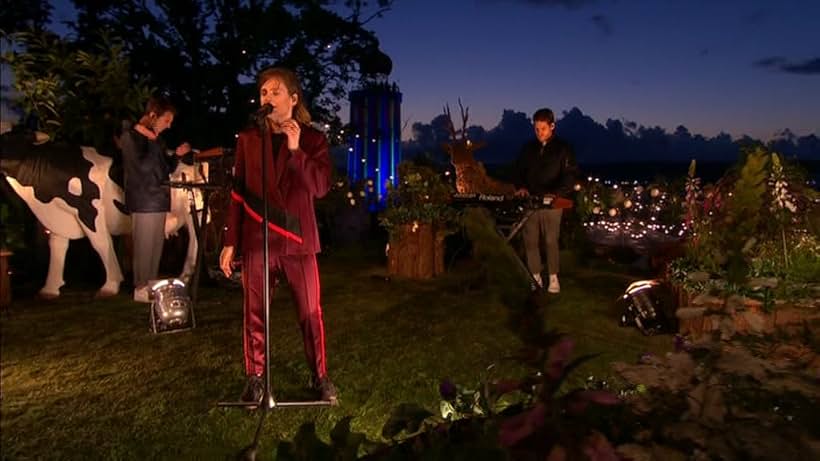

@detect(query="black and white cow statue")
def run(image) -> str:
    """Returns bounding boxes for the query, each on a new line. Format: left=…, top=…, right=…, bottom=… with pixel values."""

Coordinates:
left=0, top=123, right=207, bottom=298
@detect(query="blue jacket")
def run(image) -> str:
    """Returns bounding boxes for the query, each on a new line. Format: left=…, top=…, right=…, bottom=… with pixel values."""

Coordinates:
left=120, top=125, right=178, bottom=213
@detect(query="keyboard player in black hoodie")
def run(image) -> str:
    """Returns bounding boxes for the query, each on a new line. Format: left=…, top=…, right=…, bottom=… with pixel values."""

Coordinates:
left=513, top=108, right=578, bottom=293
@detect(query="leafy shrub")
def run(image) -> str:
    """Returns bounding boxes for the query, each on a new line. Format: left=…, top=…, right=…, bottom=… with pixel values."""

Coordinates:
left=671, top=148, right=819, bottom=301
left=2, top=30, right=152, bottom=149
left=378, top=161, right=458, bottom=239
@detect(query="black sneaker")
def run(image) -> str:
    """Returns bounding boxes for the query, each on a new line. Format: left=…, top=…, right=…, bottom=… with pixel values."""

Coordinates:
left=316, top=376, right=338, bottom=405
left=240, top=375, right=264, bottom=409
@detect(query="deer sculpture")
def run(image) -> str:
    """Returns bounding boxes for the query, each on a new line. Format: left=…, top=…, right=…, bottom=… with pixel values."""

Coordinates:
left=443, top=100, right=515, bottom=196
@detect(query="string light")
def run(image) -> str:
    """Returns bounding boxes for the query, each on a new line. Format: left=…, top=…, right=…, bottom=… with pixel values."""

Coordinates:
left=578, top=179, right=691, bottom=251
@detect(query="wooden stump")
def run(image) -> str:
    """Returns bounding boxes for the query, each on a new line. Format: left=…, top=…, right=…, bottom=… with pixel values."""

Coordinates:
left=671, top=284, right=692, bottom=311
left=387, top=223, right=445, bottom=279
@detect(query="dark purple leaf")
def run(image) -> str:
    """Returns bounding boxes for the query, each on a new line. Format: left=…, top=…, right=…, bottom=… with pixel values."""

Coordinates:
left=565, top=390, right=621, bottom=415
left=498, top=402, right=546, bottom=447
left=582, top=431, right=622, bottom=461
left=578, top=390, right=621, bottom=405
left=546, top=337, right=575, bottom=381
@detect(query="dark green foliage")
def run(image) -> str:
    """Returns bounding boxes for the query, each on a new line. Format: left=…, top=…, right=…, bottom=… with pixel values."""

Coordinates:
left=0, top=0, right=51, bottom=32
left=723, top=148, right=768, bottom=283
left=380, top=404, right=436, bottom=439
left=2, top=30, right=152, bottom=149
left=672, top=147, right=819, bottom=300
left=3, top=2, right=394, bottom=148
left=276, top=419, right=370, bottom=461
left=63, top=0, right=391, bottom=147
left=460, top=207, right=530, bottom=308
left=0, top=202, right=26, bottom=251
left=687, top=150, right=768, bottom=284
left=379, top=162, right=458, bottom=238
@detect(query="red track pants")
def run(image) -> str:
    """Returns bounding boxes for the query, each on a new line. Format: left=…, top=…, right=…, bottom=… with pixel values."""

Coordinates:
left=241, top=250, right=327, bottom=379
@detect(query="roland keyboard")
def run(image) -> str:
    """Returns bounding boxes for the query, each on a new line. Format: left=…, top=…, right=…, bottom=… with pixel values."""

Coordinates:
left=450, top=193, right=573, bottom=209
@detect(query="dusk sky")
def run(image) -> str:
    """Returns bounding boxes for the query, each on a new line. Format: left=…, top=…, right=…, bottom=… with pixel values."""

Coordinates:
left=37, top=0, right=820, bottom=142
left=361, top=0, right=819, bottom=141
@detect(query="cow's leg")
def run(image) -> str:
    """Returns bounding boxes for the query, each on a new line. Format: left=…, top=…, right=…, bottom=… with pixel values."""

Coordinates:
left=40, top=233, right=69, bottom=299
left=178, top=211, right=198, bottom=283
left=83, top=225, right=123, bottom=297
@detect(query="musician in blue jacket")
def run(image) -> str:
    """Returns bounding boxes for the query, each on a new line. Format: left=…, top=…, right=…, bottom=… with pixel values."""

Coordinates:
left=513, top=108, right=577, bottom=293
left=120, top=96, right=190, bottom=302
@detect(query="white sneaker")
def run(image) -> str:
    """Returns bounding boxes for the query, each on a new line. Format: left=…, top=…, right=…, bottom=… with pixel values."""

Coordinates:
left=133, top=286, right=150, bottom=303
left=531, top=273, right=543, bottom=288
left=547, top=274, right=560, bottom=294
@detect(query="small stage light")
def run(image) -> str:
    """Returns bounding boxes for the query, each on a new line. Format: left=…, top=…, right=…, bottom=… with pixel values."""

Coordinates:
left=618, top=280, right=677, bottom=336
left=149, top=279, right=194, bottom=334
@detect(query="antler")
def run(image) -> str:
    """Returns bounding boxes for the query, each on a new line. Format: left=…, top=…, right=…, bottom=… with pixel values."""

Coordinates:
left=458, top=98, right=469, bottom=138
left=443, top=104, right=458, bottom=141
left=444, top=99, right=471, bottom=140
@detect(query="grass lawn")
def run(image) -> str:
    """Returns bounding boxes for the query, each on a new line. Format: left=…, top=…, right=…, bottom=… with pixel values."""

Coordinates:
left=0, top=245, right=671, bottom=460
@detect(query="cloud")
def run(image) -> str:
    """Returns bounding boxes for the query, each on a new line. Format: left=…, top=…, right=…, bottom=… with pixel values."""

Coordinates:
left=754, top=56, right=786, bottom=68
left=741, top=8, right=771, bottom=26
left=782, top=58, right=820, bottom=75
left=754, top=56, right=820, bottom=75
left=483, top=0, right=599, bottom=9
left=590, top=14, right=612, bottom=36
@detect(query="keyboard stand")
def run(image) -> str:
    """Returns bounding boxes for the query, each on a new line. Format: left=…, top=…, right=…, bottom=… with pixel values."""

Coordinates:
left=493, top=208, right=544, bottom=291
left=496, top=208, right=535, bottom=242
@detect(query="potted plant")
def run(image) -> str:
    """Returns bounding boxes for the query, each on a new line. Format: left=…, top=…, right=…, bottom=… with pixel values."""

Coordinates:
left=379, top=161, right=458, bottom=279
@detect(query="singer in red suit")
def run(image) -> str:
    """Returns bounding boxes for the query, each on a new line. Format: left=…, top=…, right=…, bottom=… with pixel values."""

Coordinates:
left=219, top=67, right=336, bottom=405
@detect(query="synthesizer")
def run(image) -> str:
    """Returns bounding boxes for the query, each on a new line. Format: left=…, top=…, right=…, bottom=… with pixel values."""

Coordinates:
left=450, top=193, right=573, bottom=209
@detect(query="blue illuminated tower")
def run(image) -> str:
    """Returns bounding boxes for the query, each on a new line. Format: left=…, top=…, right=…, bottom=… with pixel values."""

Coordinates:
left=347, top=83, right=402, bottom=201
left=346, top=50, right=401, bottom=204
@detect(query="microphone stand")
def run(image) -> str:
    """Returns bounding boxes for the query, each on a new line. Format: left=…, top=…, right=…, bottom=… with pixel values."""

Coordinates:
left=217, top=115, right=331, bottom=461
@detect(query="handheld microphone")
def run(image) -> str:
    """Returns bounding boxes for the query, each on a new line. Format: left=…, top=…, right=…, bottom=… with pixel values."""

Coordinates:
left=253, top=103, right=273, bottom=120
